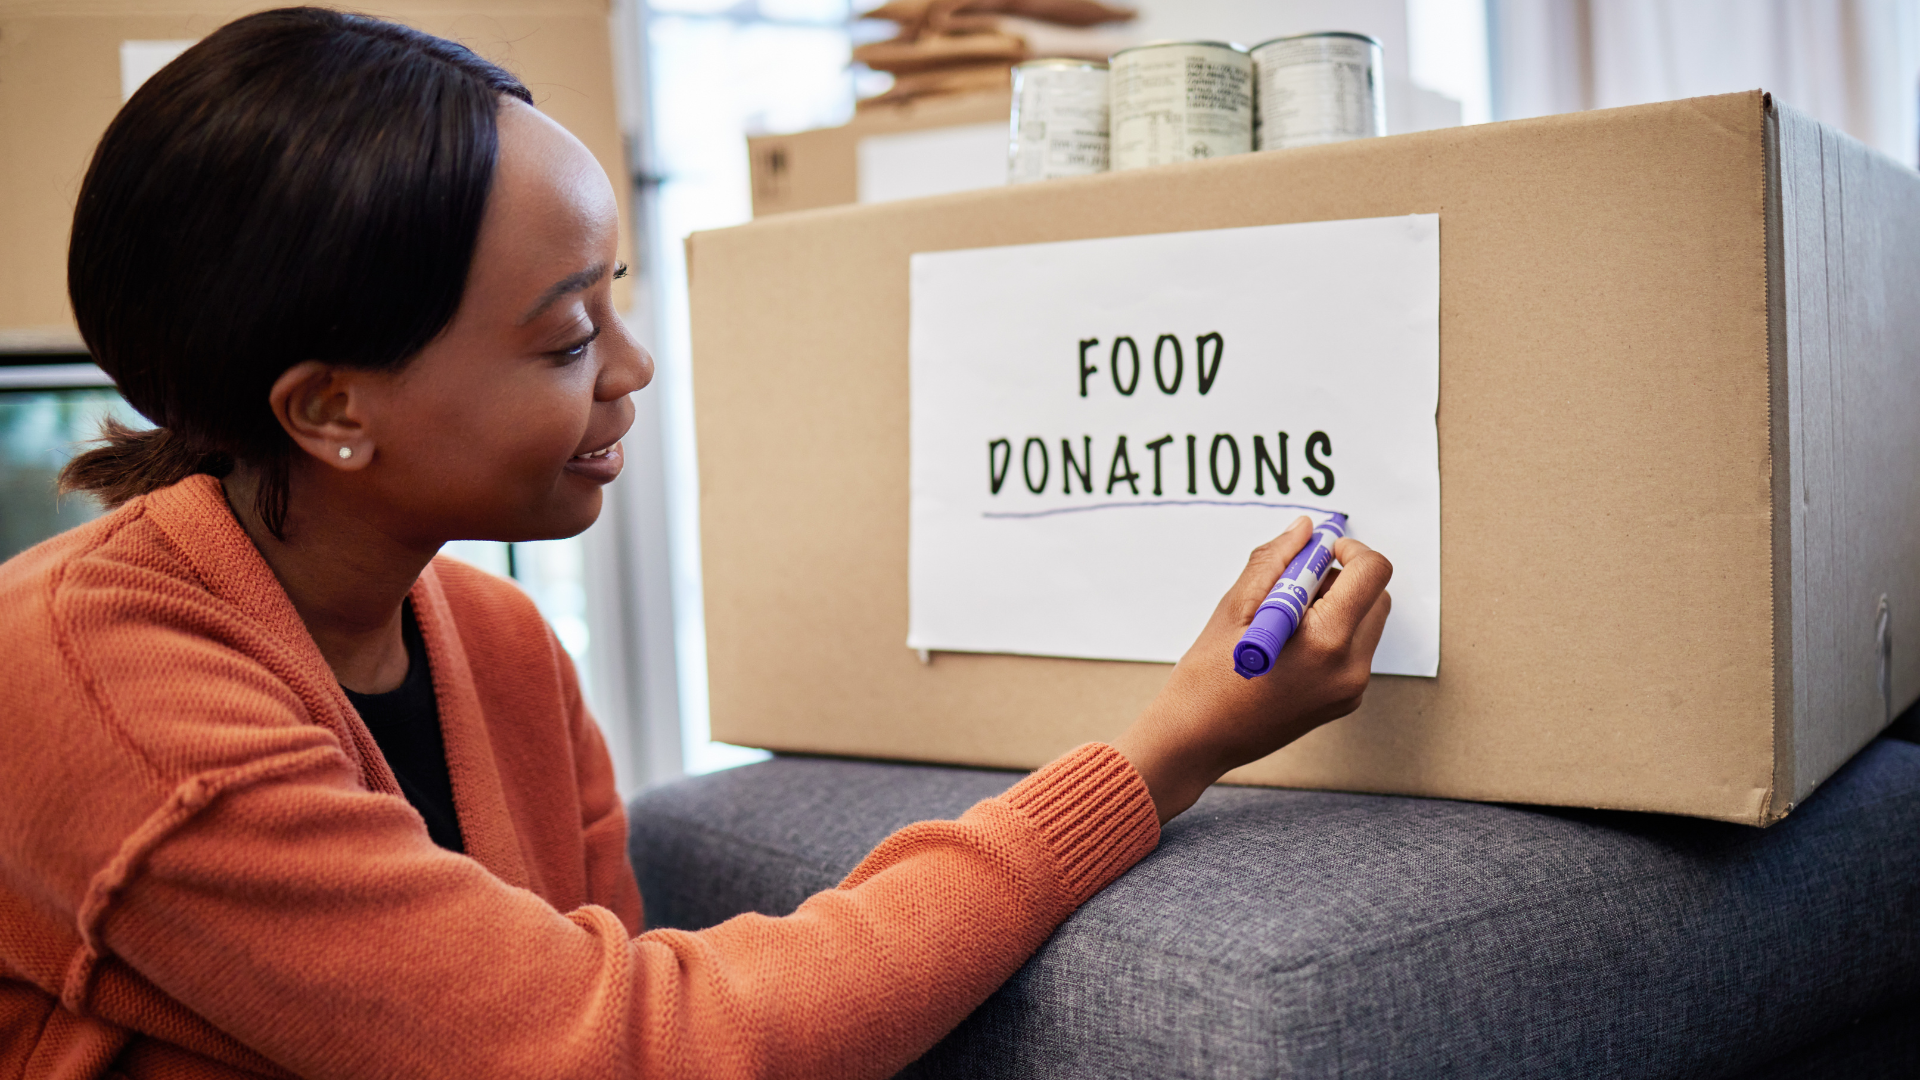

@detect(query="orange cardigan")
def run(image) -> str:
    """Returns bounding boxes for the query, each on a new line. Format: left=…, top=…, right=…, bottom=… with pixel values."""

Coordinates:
left=0, top=475, right=1159, bottom=1079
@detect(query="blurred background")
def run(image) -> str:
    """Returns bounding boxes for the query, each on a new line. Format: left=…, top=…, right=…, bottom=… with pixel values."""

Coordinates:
left=2, top=0, right=1917, bottom=797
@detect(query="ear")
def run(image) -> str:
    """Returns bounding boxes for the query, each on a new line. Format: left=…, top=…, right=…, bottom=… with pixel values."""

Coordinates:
left=268, top=361, right=374, bottom=471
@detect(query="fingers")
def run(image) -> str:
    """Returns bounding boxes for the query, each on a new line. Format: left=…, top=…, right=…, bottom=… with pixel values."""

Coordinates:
left=1331, top=535, right=1371, bottom=568
left=1306, top=539, right=1393, bottom=639
left=1351, top=589, right=1392, bottom=658
left=1220, top=516, right=1314, bottom=622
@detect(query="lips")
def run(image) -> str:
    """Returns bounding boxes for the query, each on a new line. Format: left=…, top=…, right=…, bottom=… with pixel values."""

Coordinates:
left=565, top=440, right=623, bottom=482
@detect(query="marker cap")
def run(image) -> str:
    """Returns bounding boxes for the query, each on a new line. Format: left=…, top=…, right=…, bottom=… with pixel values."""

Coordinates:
left=1233, top=605, right=1298, bottom=677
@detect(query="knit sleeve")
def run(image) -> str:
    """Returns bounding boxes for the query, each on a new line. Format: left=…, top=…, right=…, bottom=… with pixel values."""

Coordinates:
left=987, top=742, right=1163, bottom=906
left=556, top=645, right=645, bottom=935
left=88, top=742, right=1157, bottom=1079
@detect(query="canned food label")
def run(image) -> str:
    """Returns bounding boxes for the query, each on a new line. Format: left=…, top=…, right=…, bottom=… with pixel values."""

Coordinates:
left=1253, top=36, right=1383, bottom=151
left=1111, top=45, right=1252, bottom=171
left=1010, top=66, right=1110, bottom=184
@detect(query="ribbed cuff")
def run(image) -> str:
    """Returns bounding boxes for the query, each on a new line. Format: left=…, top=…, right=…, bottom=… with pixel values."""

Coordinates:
left=1001, top=743, right=1160, bottom=907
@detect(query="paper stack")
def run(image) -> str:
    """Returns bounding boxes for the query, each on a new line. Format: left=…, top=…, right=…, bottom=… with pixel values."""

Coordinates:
left=856, top=0, right=1136, bottom=109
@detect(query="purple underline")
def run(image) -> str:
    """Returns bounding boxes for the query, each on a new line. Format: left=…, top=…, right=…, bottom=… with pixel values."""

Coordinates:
left=982, top=499, right=1342, bottom=520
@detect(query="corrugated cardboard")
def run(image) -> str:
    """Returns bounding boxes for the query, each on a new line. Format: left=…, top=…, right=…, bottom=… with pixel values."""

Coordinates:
left=0, top=0, right=632, bottom=340
left=747, top=91, right=1009, bottom=218
left=688, top=91, right=1920, bottom=826
left=1772, top=105, right=1920, bottom=808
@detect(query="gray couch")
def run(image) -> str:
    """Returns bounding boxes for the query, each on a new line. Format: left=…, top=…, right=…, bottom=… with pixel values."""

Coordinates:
left=628, top=728, right=1920, bottom=1078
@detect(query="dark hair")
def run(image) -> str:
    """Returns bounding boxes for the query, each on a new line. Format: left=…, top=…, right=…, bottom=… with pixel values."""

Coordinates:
left=61, top=7, right=532, bottom=535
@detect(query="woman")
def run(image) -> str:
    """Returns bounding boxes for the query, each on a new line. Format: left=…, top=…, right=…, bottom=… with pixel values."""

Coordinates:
left=0, top=8, right=1392, bottom=1077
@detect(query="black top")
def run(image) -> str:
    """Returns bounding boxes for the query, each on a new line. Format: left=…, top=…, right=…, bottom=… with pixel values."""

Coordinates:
left=342, top=601, right=465, bottom=853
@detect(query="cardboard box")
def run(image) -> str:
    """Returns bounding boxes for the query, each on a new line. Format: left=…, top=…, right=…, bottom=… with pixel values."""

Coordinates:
left=0, top=0, right=631, bottom=341
left=747, top=91, right=1009, bottom=217
left=688, top=91, right=1920, bottom=825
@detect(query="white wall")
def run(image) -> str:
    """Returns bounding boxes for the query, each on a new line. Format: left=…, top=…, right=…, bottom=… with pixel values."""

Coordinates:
left=1408, top=0, right=1492, bottom=124
left=1490, top=0, right=1920, bottom=167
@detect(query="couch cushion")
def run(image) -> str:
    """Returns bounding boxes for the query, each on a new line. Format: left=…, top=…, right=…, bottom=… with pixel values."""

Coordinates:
left=628, top=738, right=1920, bottom=1079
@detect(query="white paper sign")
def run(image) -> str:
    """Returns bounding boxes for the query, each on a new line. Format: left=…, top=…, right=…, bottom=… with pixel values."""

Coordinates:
left=908, top=215, right=1440, bottom=676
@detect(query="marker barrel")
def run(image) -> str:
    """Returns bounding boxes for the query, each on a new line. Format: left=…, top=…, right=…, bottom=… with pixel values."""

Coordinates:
left=1233, top=514, right=1347, bottom=678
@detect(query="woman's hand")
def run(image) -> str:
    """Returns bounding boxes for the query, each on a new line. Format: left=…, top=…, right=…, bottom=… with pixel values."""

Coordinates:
left=1111, top=516, right=1394, bottom=824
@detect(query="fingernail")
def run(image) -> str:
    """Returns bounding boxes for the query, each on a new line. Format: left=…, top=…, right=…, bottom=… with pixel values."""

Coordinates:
left=1292, top=515, right=1311, bottom=531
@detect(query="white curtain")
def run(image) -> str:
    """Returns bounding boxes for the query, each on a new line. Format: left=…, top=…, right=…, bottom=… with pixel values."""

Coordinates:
left=1490, top=0, right=1920, bottom=165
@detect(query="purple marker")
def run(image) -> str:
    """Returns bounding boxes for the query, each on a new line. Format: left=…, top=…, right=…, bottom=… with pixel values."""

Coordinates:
left=1233, top=513, right=1348, bottom=679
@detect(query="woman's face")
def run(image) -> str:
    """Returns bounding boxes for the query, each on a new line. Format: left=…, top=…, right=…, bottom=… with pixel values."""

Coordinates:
left=314, top=98, right=650, bottom=546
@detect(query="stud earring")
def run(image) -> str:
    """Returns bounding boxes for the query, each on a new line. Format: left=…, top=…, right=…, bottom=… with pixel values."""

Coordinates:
left=337, top=446, right=354, bottom=460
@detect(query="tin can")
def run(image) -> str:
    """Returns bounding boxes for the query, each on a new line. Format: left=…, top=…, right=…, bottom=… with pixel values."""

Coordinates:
left=1008, top=59, right=1110, bottom=184
left=1109, top=41, right=1253, bottom=172
left=1250, top=32, right=1385, bottom=151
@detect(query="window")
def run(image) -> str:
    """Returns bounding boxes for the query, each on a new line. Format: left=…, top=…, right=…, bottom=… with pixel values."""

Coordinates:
left=0, top=369, right=138, bottom=562
left=629, top=0, right=876, bottom=777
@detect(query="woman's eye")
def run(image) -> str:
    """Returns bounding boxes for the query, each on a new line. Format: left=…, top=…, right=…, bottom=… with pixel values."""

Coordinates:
left=551, top=325, right=601, bottom=361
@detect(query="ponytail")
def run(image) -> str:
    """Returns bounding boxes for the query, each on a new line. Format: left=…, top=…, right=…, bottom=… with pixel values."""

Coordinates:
left=59, top=420, right=223, bottom=508
left=60, top=420, right=293, bottom=534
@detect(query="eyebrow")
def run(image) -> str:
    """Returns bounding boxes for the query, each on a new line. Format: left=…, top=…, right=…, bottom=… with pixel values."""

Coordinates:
left=517, top=262, right=609, bottom=326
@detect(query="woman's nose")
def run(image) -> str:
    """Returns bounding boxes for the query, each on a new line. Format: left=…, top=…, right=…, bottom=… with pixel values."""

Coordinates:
left=598, top=314, right=653, bottom=400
